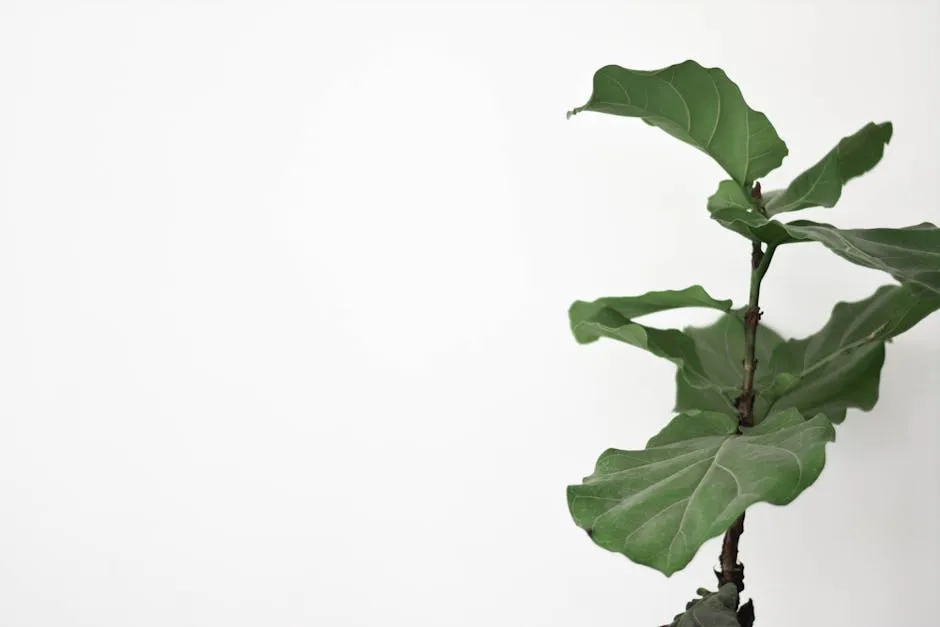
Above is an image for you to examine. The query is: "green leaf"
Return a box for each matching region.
[680,352,876,424]
[569,286,732,327]
[569,286,732,389]
[706,188,796,246]
[769,344,885,424]
[765,283,940,421]
[784,221,940,296]
[706,180,756,212]
[568,408,834,575]
[706,190,940,295]
[675,369,737,416]
[674,284,940,424]
[764,122,893,216]
[567,60,788,186]
[674,310,787,421]
[669,585,740,627]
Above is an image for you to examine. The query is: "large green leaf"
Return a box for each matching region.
[706,188,940,295]
[784,220,940,296]
[569,286,732,389]
[668,585,740,627]
[764,283,940,420]
[764,122,893,216]
[568,408,834,576]
[567,60,788,186]
[674,284,940,423]
[673,310,787,420]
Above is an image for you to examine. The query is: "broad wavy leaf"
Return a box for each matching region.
[569,286,732,390]
[706,186,940,295]
[568,409,834,575]
[674,284,940,423]
[568,60,788,186]
[764,122,893,216]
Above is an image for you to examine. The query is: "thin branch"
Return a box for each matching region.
[718,184,777,599]
[738,242,776,428]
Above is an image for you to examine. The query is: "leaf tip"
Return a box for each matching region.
[882,121,894,143]
[660,563,679,577]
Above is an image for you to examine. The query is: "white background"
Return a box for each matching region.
[1,1,938,625]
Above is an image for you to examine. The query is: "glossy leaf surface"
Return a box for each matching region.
[569,286,732,390]
[568,60,788,186]
[674,284,940,423]
[706,188,940,294]
[766,283,940,420]
[764,122,893,216]
[568,409,834,575]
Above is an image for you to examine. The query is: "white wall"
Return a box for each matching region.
[1,1,937,625]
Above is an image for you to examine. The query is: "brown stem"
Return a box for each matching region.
[736,241,774,428]
[718,220,777,595]
[718,513,745,591]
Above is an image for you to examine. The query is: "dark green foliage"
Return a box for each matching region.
[566,59,940,623]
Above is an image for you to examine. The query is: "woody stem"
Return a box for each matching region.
[718,238,776,595]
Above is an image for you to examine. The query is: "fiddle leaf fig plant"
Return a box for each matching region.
[565,59,940,626]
